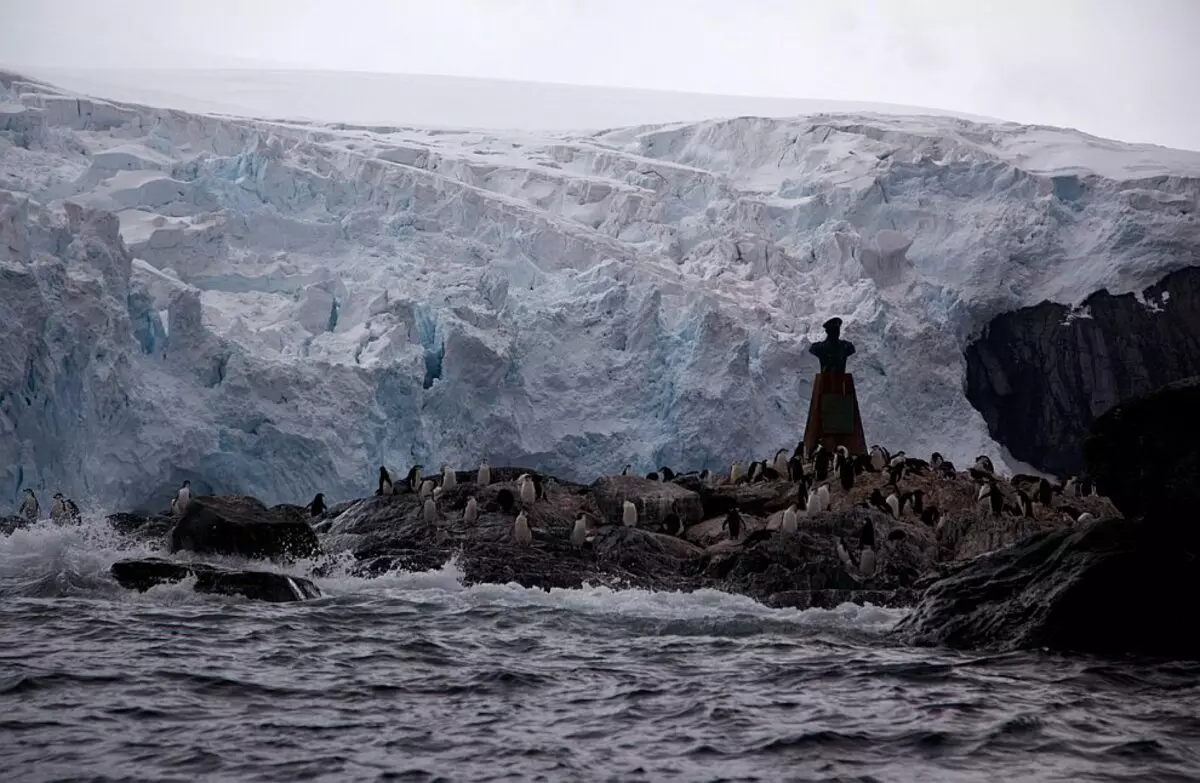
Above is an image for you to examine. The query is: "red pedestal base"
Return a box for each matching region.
[803,372,868,458]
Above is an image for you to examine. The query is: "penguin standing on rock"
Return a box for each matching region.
[423,497,438,524]
[813,446,832,482]
[622,500,638,527]
[974,455,995,475]
[885,487,901,519]
[869,445,889,472]
[836,519,877,578]
[729,460,744,484]
[50,493,81,525]
[817,484,831,512]
[464,496,479,524]
[838,455,855,491]
[517,474,537,506]
[868,488,892,516]
[1036,478,1053,506]
[772,449,790,479]
[806,487,823,515]
[978,479,1003,516]
[307,493,326,518]
[174,481,192,518]
[1016,489,1034,518]
[663,513,682,536]
[659,466,676,481]
[406,465,423,492]
[19,489,39,522]
[571,515,589,549]
[723,507,743,541]
[781,504,798,536]
[441,464,457,490]
[514,511,533,546]
[477,460,490,487]
[921,505,941,527]
[377,467,394,496]
[419,479,435,499]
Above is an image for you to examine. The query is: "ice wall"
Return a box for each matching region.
[2,70,1199,511]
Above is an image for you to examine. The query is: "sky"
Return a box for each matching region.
[2,0,1198,150]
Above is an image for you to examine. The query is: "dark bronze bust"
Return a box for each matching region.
[809,317,856,374]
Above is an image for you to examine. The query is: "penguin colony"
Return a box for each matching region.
[8,449,1105,573]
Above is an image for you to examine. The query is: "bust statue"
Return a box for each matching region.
[809,317,856,374]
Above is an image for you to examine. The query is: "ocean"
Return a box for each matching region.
[2,519,1198,782]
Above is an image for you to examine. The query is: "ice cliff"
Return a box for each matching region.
[2,70,1199,511]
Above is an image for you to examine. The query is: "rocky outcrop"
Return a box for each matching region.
[106,511,174,545]
[111,557,321,603]
[965,265,1200,476]
[1084,376,1200,524]
[896,380,1200,658]
[1,514,32,536]
[170,495,321,561]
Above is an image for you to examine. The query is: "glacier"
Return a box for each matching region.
[2,70,1199,513]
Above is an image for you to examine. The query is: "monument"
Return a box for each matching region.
[803,317,868,458]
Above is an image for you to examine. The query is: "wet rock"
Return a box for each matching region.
[111,557,321,603]
[591,476,702,528]
[893,518,1199,658]
[170,495,321,562]
[709,509,936,607]
[899,379,1200,657]
[106,511,175,545]
[0,514,32,536]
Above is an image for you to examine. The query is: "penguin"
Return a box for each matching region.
[857,519,877,577]
[423,497,437,524]
[700,469,714,487]
[974,455,995,475]
[64,497,82,524]
[889,451,907,469]
[19,489,39,522]
[979,480,1003,516]
[806,488,823,515]
[1035,478,1053,506]
[885,488,901,519]
[307,493,326,518]
[170,497,177,516]
[621,464,633,477]
[930,452,944,470]
[788,454,806,484]
[50,493,67,524]
[905,458,930,473]
[813,446,832,482]
[772,449,790,479]
[441,463,456,490]
[781,504,798,536]
[571,515,588,549]
[419,479,435,499]
[729,460,744,484]
[514,511,533,546]
[833,445,850,475]
[496,488,516,513]
[723,507,742,540]
[868,488,892,516]
[887,462,906,486]
[794,473,810,505]
[378,467,394,496]
[761,466,781,481]
[659,466,676,481]
[838,456,855,491]
[646,472,660,482]
[406,465,423,492]
[901,489,925,516]
[1016,489,1034,518]
[622,500,638,527]
[175,481,192,518]
[817,484,831,512]
[530,474,546,500]
[920,505,941,527]
[1063,477,1078,498]
[464,496,479,524]
[663,513,682,536]
[746,461,763,483]
[1076,512,1096,525]
[1079,475,1096,497]
[869,445,890,472]
[517,474,537,505]
[477,460,491,487]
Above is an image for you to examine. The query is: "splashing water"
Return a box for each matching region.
[2,516,1198,781]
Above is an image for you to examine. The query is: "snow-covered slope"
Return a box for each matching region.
[2,71,1199,511]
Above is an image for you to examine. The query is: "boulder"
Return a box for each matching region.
[1084,376,1200,523]
[892,518,1199,658]
[107,511,175,545]
[897,379,1200,658]
[1,514,32,536]
[591,476,702,528]
[171,495,320,561]
[111,557,321,603]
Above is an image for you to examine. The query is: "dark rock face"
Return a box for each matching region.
[170,495,321,561]
[1084,376,1200,524]
[106,511,174,545]
[894,519,1198,658]
[590,476,703,528]
[965,266,1200,476]
[1,515,33,536]
[897,380,1200,658]
[111,557,321,603]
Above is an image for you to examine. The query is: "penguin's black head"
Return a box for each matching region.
[53,492,63,499]
[315,492,324,501]
[182,480,191,488]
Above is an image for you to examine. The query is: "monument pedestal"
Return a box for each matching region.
[803,372,868,458]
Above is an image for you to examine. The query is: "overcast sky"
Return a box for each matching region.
[2,0,1197,149]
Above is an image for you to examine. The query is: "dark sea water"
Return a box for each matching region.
[2,520,1198,783]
